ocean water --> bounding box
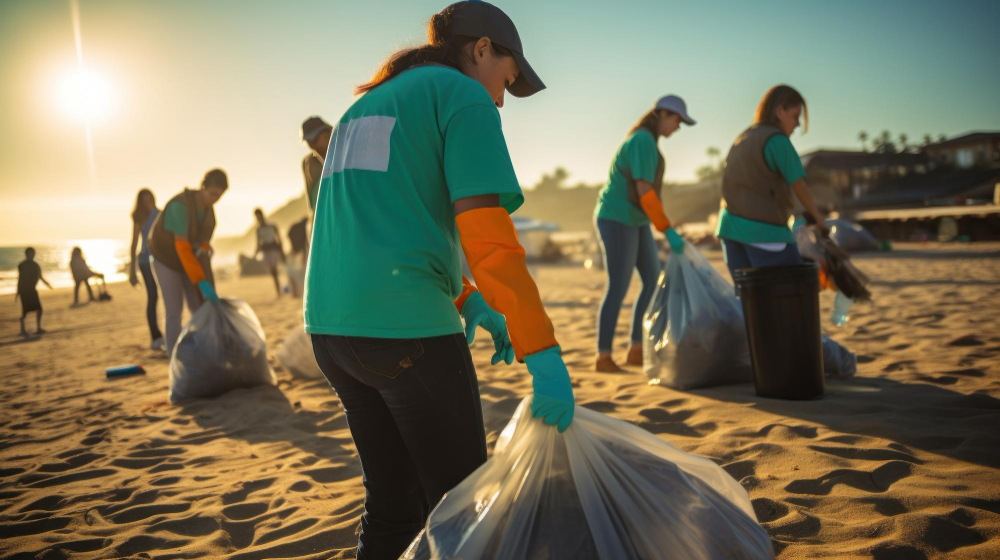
[0,240,129,295]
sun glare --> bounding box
[55,66,113,123]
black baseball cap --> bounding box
[301,116,332,142]
[447,1,545,97]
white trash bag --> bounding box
[822,335,857,377]
[400,397,775,560]
[643,244,753,389]
[285,263,306,298]
[277,325,324,380]
[169,298,276,403]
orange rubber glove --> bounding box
[174,240,207,285]
[456,207,558,361]
[639,190,672,232]
[454,275,478,312]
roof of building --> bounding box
[840,167,1000,210]
[922,131,1000,151]
[801,149,927,170]
[853,204,1000,222]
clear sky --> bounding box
[1,0,998,243]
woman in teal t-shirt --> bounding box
[593,95,695,372]
[303,3,574,558]
[716,85,828,278]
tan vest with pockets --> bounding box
[720,124,795,227]
[148,189,217,272]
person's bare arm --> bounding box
[129,222,141,286]
[40,272,52,289]
[453,194,500,214]
[791,179,827,232]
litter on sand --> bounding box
[169,298,275,403]
[401,396,775,560]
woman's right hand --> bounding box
[524,346,575,432]
[129,265,139,287]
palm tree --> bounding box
[857,131,869,152]
[706,146,721,168]
[922,134,933,147]
[898,133,909,152]
[938,134,947,143]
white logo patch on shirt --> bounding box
[323,116,396,177]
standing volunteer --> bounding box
[303,3,573,558]
[593,96,694,372]
[301,116,333,212]
[253,208,286,297]
[148,169,226,356]
[129,188,164,350]
[716,85,827,278]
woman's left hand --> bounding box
[461,292,515,365]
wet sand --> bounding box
[1,243,999,559]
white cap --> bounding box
[654,95,696,125]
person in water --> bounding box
[148,169,226,356]
[129,188,165,350]
[717,85,827,277]
[253,208,286,297]
[592,95,694,372]
[70,247,104,305]
[16,247,53,336]
[303,2,573,557]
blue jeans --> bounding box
[311,333,487,560]
[596,218,661,353]
[721,238,804,278]
[139,261,163,342]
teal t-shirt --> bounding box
[595,129,659,227]
[163,197,206,237]
[717,134,805,244]
[304,65,524,338]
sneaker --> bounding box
[151,337,165,350]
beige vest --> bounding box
[148,189,217,272]
[721,124,795,226]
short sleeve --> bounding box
[163,200,189,236]
[764,135,807,184]
[627,131,659,183]
[443,104,524,214]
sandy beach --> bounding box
[1,243,998,560]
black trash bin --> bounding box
[733,264,824,400]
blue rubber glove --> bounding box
[524,346,575,432]
[666,227,685,252]
[461,292,515,365]
[197,280,220,305]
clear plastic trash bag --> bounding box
[400,397,774,560]
[285,263,305,298]
[169,298,276,403]
[822,335,857,377]
[643,244,753,389]
[276,325,324,380]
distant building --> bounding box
[921,131,1000,169]
[800,131,1000,241]
[800,150,927,204]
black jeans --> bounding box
[139,261,163,341]
[311,333,487,560]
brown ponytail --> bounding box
[355,5,513,95]
[754,85,809,132]
[628,109,673,138]
[131,188,155,225]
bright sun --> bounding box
[55,66,113,122]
